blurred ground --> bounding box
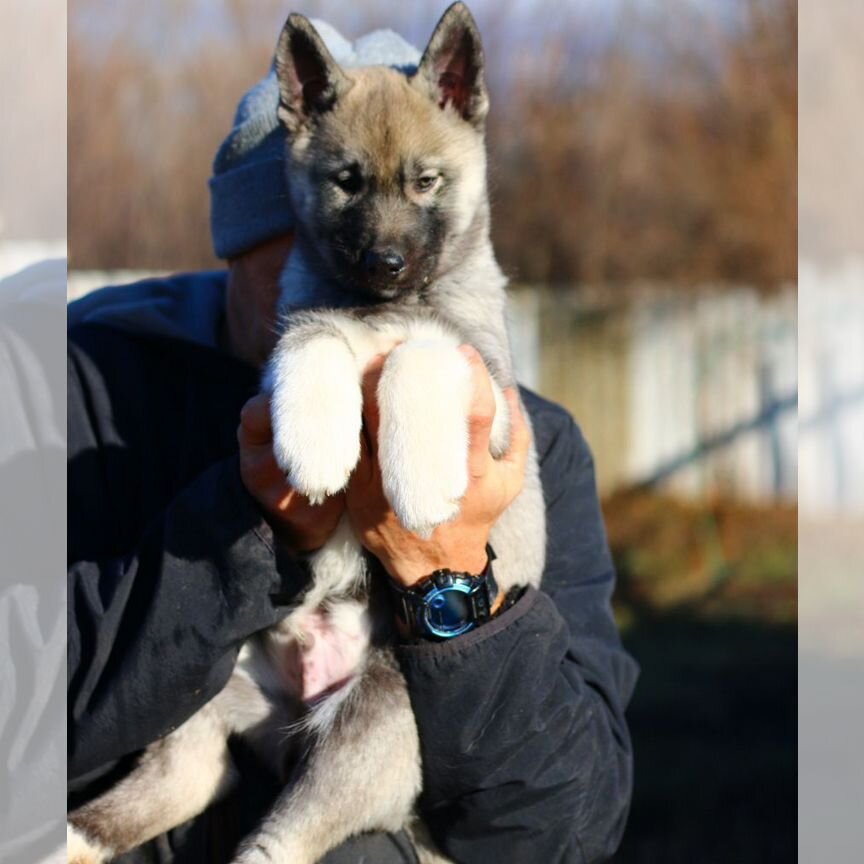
[604,493,796,862]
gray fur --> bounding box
[67,5,546,863]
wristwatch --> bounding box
[391,546,499,641]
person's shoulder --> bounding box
[68,270,227,351]
[68,269,224,320]
[520,387,573,428]
[519,386,590,465]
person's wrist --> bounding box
[380,539,488,588]
[388,543,504,642]
[383,541,490,588]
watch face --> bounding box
[422,584,475,638]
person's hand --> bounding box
[238,393,345,552]
[346,346,531,588]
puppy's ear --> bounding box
[414,2,488,128]
[275,14,350,134]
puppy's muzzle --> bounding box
[363,248,407,282]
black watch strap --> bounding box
[391,545,499,641]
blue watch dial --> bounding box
[421,583,475,638]
[394,548,498,641]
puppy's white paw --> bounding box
[232,847,273,864]
[67,823,112,864]
[233,840,312,864]
[268,336,362,502]
[378,341,472,537]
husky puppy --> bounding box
[67,5,546,863]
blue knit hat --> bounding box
[209,21,421,260]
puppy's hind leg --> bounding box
[233,650,422,864]
[406,818,456,864]
[67,703,234,864]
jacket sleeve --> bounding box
[396,406,639,864]
[66,460,304,782]
[67,342,305,784]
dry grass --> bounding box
[604,491,797,625]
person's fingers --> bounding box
[351,412,376,488]
[240,445,278,483]
[499,388,531,494]
[272,485,300,512]
[238,393,273,446]
[237,395,295,505]
[346,414,388,527]
[360,354,387,458]
[459,345,496,478]
[298,490,345,518]
[240,445,294,508]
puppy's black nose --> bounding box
[364,249,406,281]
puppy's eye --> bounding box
[333,167,363,195]
[414,173,441,194]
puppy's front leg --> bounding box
[377,340,510,537]
[265,318,365,503]
[376,340,471,536]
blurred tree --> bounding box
[489,0,796,287]
[68,0,796,287]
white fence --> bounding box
[509,284,798,502]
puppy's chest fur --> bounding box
[255,295,479,700]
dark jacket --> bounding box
[67,272,638,863]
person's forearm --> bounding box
[395,396,638,862]
[67,457,304,781]
[397,587,634,864]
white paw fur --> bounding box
[377,341,473,537]
[233,846,302,864]
[268,336,362,502]
[67,823,112,864]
